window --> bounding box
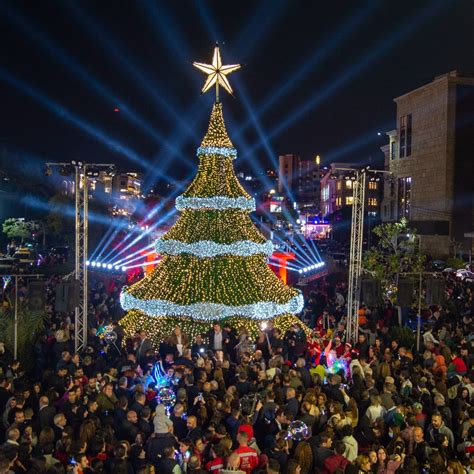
[368,181,377,190]
[399,113,412,158]
[398,177,412,219]
[336,197,342,206]
[368,198,377,206]
[322,185,329,202]
[390,140,397,160]
[346,196,354,205]
[337,181,342,190]
[345,179,353,189]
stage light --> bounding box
[101,263,107,268]
[114,265,120,271]
[91,261,97,267]
[107,264,113,269]
[122,266,127,272]
[86,260,90,266]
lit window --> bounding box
[346,196,354,205]
[399,113,412,158]
[337,181,342,190]
[322,186,329,201]
[336,197,342,206]
[398,177,412,219]
[368,198,377,206]
[368,181,377,190]
[346,180,353,189]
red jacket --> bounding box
[205,457,224,473]
[233,445,259,474]
[323,454,350,473]
[452,356,467,374]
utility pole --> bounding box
[2,274,43,359]
[398,271,441,352]
[45,161,115,351]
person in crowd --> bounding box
[0,271,472,473]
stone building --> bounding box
[381,71,474,257]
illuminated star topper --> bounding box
[193,43,240,100]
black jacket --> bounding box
[38,405,56,430]
[170,414,188,441]
[146,433,177,466]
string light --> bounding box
[120,98,308,339]
[121,289,303,320]
[120,311,311,347]
[121,253,301,309]
[175,195,255,211]
[164,209,266,244]
[155,238,274,257]
[197,146,237,159]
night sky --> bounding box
[1,0,473,185]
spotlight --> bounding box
[101,263,107,268]
[91,261,97,267]
[86,260,90,266]
[199,348,205,353]
[122,266,127,272]
[298,269,303,274]
[107,264,113,269]
[114,265,120,271]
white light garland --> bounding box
[176,195,256,211]
[120,291,304,321]
[197,146,237,159]
[155,239,274,257]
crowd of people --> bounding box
[0,270,473,473]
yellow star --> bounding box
[193,44,240,100]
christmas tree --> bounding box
[120,46,305,345]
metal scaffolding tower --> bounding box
[74,165,89,352]
[46,161,114,351]
[346,170,366,343]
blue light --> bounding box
[197,146,237,158]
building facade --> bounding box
[320,163,381,217]
[278,154,322,212]
[381,71,474,256]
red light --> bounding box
[114,107,120,113]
